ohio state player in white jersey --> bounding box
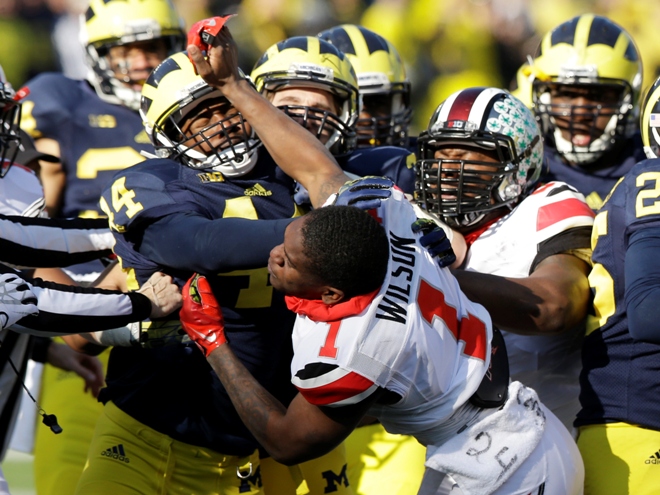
[180,181,584,495]
[415,87,594,429]
[178,43,583,495]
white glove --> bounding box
[0,272,39,330]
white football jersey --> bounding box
[288,188,493,446]
[464,181,594,423]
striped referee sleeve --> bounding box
[0,214,113,268]
[2,269,151,336]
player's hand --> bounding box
[334,176,394,210]
[46,342,105,398]
[412,218,456,268]
[186,16,240,89]
[180,274,227,356]
[0,272,38,329]
[138,272,182,319]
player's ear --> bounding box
[321,286,344,305]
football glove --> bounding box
[180,274,227,356]
[0,272,38,330]
[334,176,394,210]
[412,218,456,268]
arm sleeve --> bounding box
[2,265,152,336]
[139,212,294,273]
[0,214,113,268]
[625,228,660,343]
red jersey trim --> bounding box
[536,198,595,231]
[296,371,376,406]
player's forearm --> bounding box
[221,79,348,207]
[206,344,293,459]
[452,257,590,335]
[140,214,293,273]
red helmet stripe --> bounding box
[446,87,485,124]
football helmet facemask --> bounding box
[251,36,359,156]
[140,52,261,177]
[529,14,642,167]
[82,0,185,111]
[415,87,543,230]
[0,65,22,178]
[318,24,411,148]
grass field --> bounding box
[2,450,36,495]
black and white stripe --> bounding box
[0,214,113,268]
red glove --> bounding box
[180,274,227,356]
[187,15,235,67]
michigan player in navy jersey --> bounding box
[521,14,646,211]
[17,1,185,493]
[575,75,660,495]
[317,24,416,152]
[250,35,417,196]
[74,16,359,490]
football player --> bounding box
[575,74,660,495]
[17,2,186,492]
[413,87,594,431]
[250,35,417,194]
[74,19,353,494]
[522,13,646,211]
[318,24,414,150]
[178,180,584,495]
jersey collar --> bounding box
[285,287,380,322]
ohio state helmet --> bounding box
[415,87,543,230]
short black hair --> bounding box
[301,205,389,299]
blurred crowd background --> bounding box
[4,0,660,136]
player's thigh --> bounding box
[75,401,263,495]
[34,345,109,495]
[578,422,660,495]
[345,423,425,495]
[261,443,354,495]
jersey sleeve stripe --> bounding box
[294,370,376,406]
[536,198,595,231]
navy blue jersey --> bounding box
[98,150,301,455]
[21,73,153,219]
[340,145,416,193]
[577,158,660,430]
[541,133,645,211]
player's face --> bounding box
[357,93,391,146]
[267,217,324,298]
[430,144,500,202]
[269,87,339,144]
[547,83,623,147]
[108,39,169,91]
[180,98,251,155]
